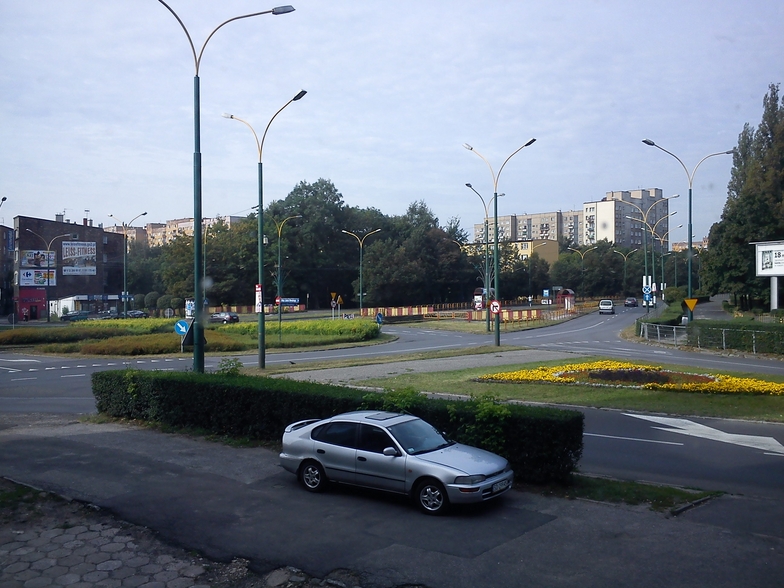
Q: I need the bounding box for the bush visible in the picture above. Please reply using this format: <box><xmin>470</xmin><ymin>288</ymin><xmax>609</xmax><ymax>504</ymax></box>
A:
<box><xmin>144</xmin><ymin>291</ymin><xmax>160</xmax><ymax>310</ymax></box>
<box><xmin>92</xmin><ymin>370</ymin><xmax>583</xmax><ymax>484</ymax></box>
<box><xmin>157</xmin><ymin>295</ymin><xmax>173</xmax><ymax>310</ymax></box>
<box><xmin>687</xmin><ymin>320</ymin><xmax>784</xmax><ymax>354</ymax></box>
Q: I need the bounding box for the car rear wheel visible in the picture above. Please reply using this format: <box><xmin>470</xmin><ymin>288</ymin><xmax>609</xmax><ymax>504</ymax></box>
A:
<box><xmin>299</xmin><ymin>460</ymin><xmax>327</xmax><ymax>493</ymax></box>
<box><xmin>415</xmin><ymin>479</ymin><xmax>449</xmax><ymax>515</ymax></box>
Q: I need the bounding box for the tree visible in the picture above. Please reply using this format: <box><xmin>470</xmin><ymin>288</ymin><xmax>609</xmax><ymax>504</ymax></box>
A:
<box><xmin>703</xmin><ymin>84</ymin><xmax>784</xmax><ymax>309</ymax></box>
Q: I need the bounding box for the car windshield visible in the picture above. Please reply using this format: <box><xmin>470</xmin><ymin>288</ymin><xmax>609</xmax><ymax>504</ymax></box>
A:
<box><xmin>387</xmin><ymin>418</ymin><xmax>454</xmax><ymax>455</ymax></box>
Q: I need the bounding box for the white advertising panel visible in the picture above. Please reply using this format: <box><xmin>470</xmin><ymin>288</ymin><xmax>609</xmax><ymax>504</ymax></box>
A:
<box><xmin>61</xmin><ymin>241</ymin><xmax>97</xmax><ymax>275</ymax></box>
<box><xmin>19</xmin><ymin>269</ymin><xmax>56</xmax><ymax>286</ymax></box>
<box><xmin>755</xmin><ymin>241</ymin><xmax>784</xmax><ymax>277</ymax></box>
<box><xmin>21</xmin><ymin>250</ymin><xmax>56</xmax><ymax>268</ymax></box>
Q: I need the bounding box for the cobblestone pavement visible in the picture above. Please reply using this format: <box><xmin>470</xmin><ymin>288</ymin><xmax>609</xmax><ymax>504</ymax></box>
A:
<box><xmin>0</xmin><ymin>479</ymin><xmax>382</xmax><ymax>588</ymax></box>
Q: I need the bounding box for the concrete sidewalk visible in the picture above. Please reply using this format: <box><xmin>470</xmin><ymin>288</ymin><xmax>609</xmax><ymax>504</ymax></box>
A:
<box><xmin>1</xmin><ymin>413</ymin><xmax>782</xmax><ymax>588</ymax></box>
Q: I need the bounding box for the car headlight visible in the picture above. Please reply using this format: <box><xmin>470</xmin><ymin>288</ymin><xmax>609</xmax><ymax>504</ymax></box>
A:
<box><xmin>454</xmin><ymin>475</ymin><xmax>486</xmax><ymax>485</ymax></box>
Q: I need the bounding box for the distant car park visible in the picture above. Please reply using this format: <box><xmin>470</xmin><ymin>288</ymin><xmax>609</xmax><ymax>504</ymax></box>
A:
<box><xmin>60</xmin><ymin>310</ymin><xmax>91</xmax><ymax>322</ymax></box>
<box><xmin>119</xmin><ymin>310</ymin><xmax>149</xmax><ymax>319</ymax></box>
<box><xmin>624</xmin><ymin>297</ymin><xmax>638</xmax><ymax>307</ymax></box>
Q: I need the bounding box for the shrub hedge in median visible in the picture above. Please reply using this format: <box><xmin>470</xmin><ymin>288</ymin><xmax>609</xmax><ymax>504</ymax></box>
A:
<box><xmin>92</xmin><ymin>370</ymin><xmax>583</xmax><ymax>484</ymax></box>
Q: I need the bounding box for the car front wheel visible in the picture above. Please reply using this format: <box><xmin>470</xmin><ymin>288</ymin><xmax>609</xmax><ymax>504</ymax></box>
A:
<box><xmin>415</xmin><ymin>479</ymin><xmax>449</xmax><ymax>515</ymax></box>
<box><xmin>299</xmin><ymin>461</ymin><xmax>327</xmax><ymax>493</ymax></box>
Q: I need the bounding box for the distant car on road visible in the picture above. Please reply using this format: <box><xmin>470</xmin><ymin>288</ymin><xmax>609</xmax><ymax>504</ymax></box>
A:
<box><xmin>598</xmin><ymin>299</ymin><xmax>615</xmax><ymax>314</ymax></box>
<box><xmin>280</xmin><ymin>410</ymin><xmax>514</xmax><ymax>515</ymax></box>
<box><xmin>60</xmin><ymin>310</ymin><xmax>91</xmax><ymax>322</ymax></box>
<box><xmin>624</xmin><ymin>297</ymin><xmax>638</xmax><ymax>307</ymax></box>
<box><xmin>209</xmin><ymin>311</ymin><xmax>239</xmax><ymax>324</ymax></box>
<box><xmin>120</xmin><ymin>310</ymin><xmax>149</xmax><ymax>319</ymax></box>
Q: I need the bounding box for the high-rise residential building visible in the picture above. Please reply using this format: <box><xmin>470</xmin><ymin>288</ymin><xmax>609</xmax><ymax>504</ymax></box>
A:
<box><xmin>584</xmin><ymin>189</ymin><xmax>670</xmax><ymax>251</ymax></box>
<box><xmin>473</xmin><ymin>210</ymin><xmax>583</xmax><ymax>245</ymax></box>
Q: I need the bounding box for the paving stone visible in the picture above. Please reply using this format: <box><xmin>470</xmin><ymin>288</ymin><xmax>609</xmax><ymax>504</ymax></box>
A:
<box><xmin>54</xmin><ymin>573</ymin><xmax>81</xmax><ymax>586</ymax></box>
<box><xmin>121</xmin><ymin>575</ymin><xmax>151</xmax><ymax>587</ymax></box>
<box><xmin>139</xmin><ymin>564</ymin><xmax>163</xmax><ymax>575</ymax></box>
<box><xmin>152</xmin><ymin>570</ymin><xmax>178</xmax><ymax>583</ymax></box>
<box><xmin>47</xmin><ymin>549</ymin><xmax>71</xmax><ymax>559</ymax></box>
<box><xmin>61</xmin><ymin>541</ymin><xmax>84</xmax><ymax>550</ymax></box>
<box><xmin>94</xmin><ymin>579</ymin><xmax>122</xmax><ymax>588</ymax></box>
<box><xmin>67</xmin><ymin>562</ymin><xmax>96</xmax><ymax>576</ymax></box>
<box><xmin>13</xmin><ymin>569</ymin><xmax>39</xmax><ymax>582</ymax></box>
<box><xmin>100</xmin><ymin>543</ymin><xmax>126</xmax><ymax>553</ymax></box>
<box><xmin>29</xmin><ymin>559</ymin><xmax>57</xmax><ymax>571</ymax></box>
<box><xmin>83</xmin><ymin>570</ymin><xmax>110</xmax><ymax>583</ymax></box>
<box><xmin>75</xmin><ymin>532</ymin><xmax>100</xmax><ymax>542</ymax></box>
<box><xmin>55</xmin><ymin>555</ymin><xmax>84</xmax><ymax>568</ymax></box>
<box><xmin>11</xmin><ymin>547</ymin><xmax>35</xmax><ymax>556</ymax></box>
<box><xmin>40</xmin><ymin>565</ymin><xmax>69</xmax><ymax>578</ymax></box>
<box><xmin>165</xmin><ymin>578</ymin><xmax>195</xmax><ymax>588</ymax></box>
<box><xmin>39</xmin><ymin>530</ymin><xmax>65</xmax><ymax>540</ymax></box>
<box><xmin>14</xmin><ymin>533</ymin><xmax>38</xmax><ymax>542</ymax></box>
<box><xmin>100</xmin><ymin>529</ymin><xmax>120</xmax><ymax>538</ymax></box>
<box><xmin>180</xmin><ymin>566</ymin><xmax>203</xmax><ymax>579</ymax></box>
<box><xmin>22</xmin><ymin>576</ymin><xmax>53</xmax><ymax>588</ymax></box>
<box><xmin>66</xmin><ymin>527</ymin><xmax>88</xmax><ymax>536</ymax></box>
<box><xmin>154</xmin><ymin>556</ymin><xmax>175</xmax><ymax>566</ymax></box>
<box><xmin>5</xmin><ymin>562</ymin><xmax>31</xmax><ymax>574</ymax></box>
<box><xmin>124</xmin><ymin>557</ymin><xmax>150</xmax><ymax>568</ymax></box>
<box><xmin>85</xmin><ymin>552</ymin><xmax>111</xmax><ymax>565</ymax></box>
<box><xmin>112</xmin><ymin>536</ymin><xmax>133</xmax><ymax>544</ymax></box>
<box><xmin>96</xmin><ymin>560</ymin><xmax>123</xmax><ymax>572</ymax></box>
<box><xmin>111</xmin><ymin>567</ymin><xmax>136</xmax><ymax>580</ymax></box>
<box><xmin>71</xmin><ymin>545</ymin><xmax>98</xmax><ymax>557</ymax></box>
<box><xmin>89</xmin><ymin>537</ymin><xmax>111</xmax><ymax>547</ymax></box>
<box><xmin>138</xmin><ymin>582</ymin><xmax>166</xmax><ymax>588</ymax></box>
<box><xmin>19</xmin><ymin>552</ymin><xmax>45</xmax><ymax>563</ymax></box>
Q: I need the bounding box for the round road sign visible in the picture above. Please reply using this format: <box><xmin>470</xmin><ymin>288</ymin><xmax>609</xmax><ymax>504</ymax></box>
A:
<box><xmin>489</xmin><ymin>300</ymin><xmax>502</xmax><ymax>314</ymax></box>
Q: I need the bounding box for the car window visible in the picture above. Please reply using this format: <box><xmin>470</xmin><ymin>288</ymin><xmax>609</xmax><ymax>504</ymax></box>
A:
<box><xmin>357</xmin><ymin>424</ymin><xmax>396</xmax><ymax>453</ymax></box>
<box><xmin>388</xmin><ymin>418</ymin><xmax>453</xmax><ymax>455</ymax></box>
<box><xmin>312</xmin><ymin>421</ymin><xmax>358</xmax><ymax>448</ymax></box>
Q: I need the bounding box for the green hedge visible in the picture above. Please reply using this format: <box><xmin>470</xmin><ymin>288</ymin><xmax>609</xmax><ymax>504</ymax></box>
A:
<box><xmin>92</xmin><ymin>370</ymin><xmax>583</xmax><ymax>484</ymax></box>
<box><xmin>687</xmin><ymin>320</ymin><xmax>784</xmax><ymax>354</ymax></box>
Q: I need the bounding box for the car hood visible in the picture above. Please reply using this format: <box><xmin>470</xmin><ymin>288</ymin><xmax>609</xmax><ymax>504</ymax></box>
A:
<box><xmin>415</xmin><ymin>443</ymin><xmax>507</xmax><ymax>475</ymax></box>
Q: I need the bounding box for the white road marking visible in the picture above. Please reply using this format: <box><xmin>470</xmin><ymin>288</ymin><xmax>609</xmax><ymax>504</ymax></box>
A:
<box><xmin>625</xmin><ymin>413</ymin><xmax>784</xmax><ymax>455</ymax></box>
<box><xmin>585</xmin><ymin>432</ymin><xmax>683</xmax><ymax>446</ymax></box>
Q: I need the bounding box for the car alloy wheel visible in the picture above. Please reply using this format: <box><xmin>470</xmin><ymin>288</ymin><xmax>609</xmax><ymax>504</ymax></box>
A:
<box><xmin>415</xmin><ymin>479</ymin><xmax>448</xmax><ymax>515</ymax></box>
<box><xmin>299</xmin><ymin>461</ymin><xmax>327</xmax><ymax>493</ymax></box>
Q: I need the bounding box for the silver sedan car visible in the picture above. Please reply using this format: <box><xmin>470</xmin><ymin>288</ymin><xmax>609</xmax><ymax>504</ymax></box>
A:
<box><xmin>280</xmin><ymin>410</ymin><xmax>514</xmax><ymax>515</ymax></box>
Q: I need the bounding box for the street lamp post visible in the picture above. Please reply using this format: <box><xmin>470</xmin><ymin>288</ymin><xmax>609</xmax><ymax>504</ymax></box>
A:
<box><xmin>156</xmin><ymin>1</ymin><xmax>295</xmax><ymax>373</ymax></box>
<box><xmin>273</xmin><ymin>215</ymin><xmax>302</xmax><ymax>341</ymax></box>
<box><xmin>342</xmin><ymin>229</ymin><xmax>381</xmax><ymax>313</ymax></box>
<box><xmin>222</xmin><ymin>90</ymin><xmax>307</xmax><ymax>369</ymax></box>
<box><xmin>568</xmin><ymin>246</ymin><xmax>598</xmax><ymax>299</ymax></box>
<box><xmin>612</xmin><ymin>248</ymin><xmax>638</xmax><ymax>295</ymax></box>
<box><xmin>642</xmin><ymin>139</ymin><xmax>733</xmax><ymax>321</ymax></box>
<box><xmin>465</xmin><ymin>183</ymin><xmax>498</xmax><ymax>332</ymax></box>
<box><xmin>624</xmin><ymin>194</ymin><xmax>678</xmax><ymax>312</ymax></box>
<box><xmin>528</xmin><ymin>242</ymin><xmax>547</xmax><ymax>300</ymax></box>
<box><xmin>463</xmin><ymin>139</ymin><xmax>536</xmax><ymax>346</ymax></box>
<box><xmin>24</xmin><ymin>229</ymin><xmax>71</xmax><ymax>322</ymax></box>
<box><xmin>653</xmin><ymin>224</ymin><xmax>682</xmax><ymax>292</ymax></box>
<box><xmin>109</xmin><ymin>212</ymin><xmax>147</xmax><ymax>318</ymax></box>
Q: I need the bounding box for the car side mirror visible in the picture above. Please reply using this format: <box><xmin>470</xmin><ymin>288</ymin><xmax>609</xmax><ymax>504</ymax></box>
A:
<box><xmin>383</xmin><ymin>447</ymin><xmax>400</xmax><ymax>457</ymax></box>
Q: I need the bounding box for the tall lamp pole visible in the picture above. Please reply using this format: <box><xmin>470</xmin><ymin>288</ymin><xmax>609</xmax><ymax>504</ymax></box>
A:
<box><xmin>465</xmin><ymin>183</ymin><xmax>498</xmax><ymax>332</ymax></box>
<box><xmin>222</xmin><ymin>90</ymin><xmax>306</xmax><ymax>369</ymax></box>
<box><xmin>342</xmin><ymin>229</ymin><xmax>381</xmax><ymax>313</ymax></box>
<box><xmin>612</xmin><ymin>248</ymin><xmax>638</xmax><ymax>295</ymax></box>
<box><xmin>463</xmin><ymin>139</ymin><xmax>536</xmax><ymax>346</ymax></box>
<box><xmin>156</xmin><ymin>1</ymin><xmax>295</xmax><ymax>373</ymax></box>
<box><xmin>24</xmin><ymin>229</ymin><xmax>71</xmax><ymax>322</ymax></box>
<box><xmin>528</xmin><ymin>242</ymin><xmax>547</xmax><ymax>300</ymax></box>
<box><xmin>273</xmin><ymin>215</ymin><xmax>302</xmax><ymax>340</ymax></box>
<box><xmin>642</xmin><ymin>139</ymin><xmax>733</xmax><ymax>321</ymax></box>
<box><xmin>109</xmin><ymin>212</ymin><xmax>147</xmax><ymax>318</ymax></box>
<box><xmin>653</xmin><ymin>223</ymin><xmax>682</xmax><ymax>292</ymax></box>
<box><xmin>568</xmin><ymin>246</ymin><xmax>598</xmax><ymax>299</ymax></box>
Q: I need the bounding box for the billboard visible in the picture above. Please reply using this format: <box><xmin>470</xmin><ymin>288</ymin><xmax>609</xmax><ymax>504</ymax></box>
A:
<box><xmin>754</xmin><ymin>241</ymin><xmax>784</xmax><ymax>277</ymax></box>
<box><xmin>21</xmin><ymin>250</ymin><xmax>56</xmax><ymax>268</ymax></box>
<box><xmin>61</xmin><ymin>241</ymin><xmax>97</xmax><ymax>275</ymax></box>
<box><xmin>19</xmin><ymin>269</ymin><xmax>56</xmax><ymax>286</ymax></box>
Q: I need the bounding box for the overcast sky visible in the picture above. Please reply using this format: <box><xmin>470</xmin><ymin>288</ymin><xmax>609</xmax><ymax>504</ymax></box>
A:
<box><xmin>1</xmin><ymin>1</ymin><xmax>782</xmax><ymax>244</ymax></box>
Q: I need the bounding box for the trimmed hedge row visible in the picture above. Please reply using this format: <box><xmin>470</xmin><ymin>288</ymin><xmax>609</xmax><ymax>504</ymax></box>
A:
<box><xmin>687</xmin><ymin>320</ymin><xmax>784</xmax><ymax>354</ymax></box>
<box><xmin>92</xmin><ymin>370</ymin><xmax>583</xmax><ymax>483</ymax></box>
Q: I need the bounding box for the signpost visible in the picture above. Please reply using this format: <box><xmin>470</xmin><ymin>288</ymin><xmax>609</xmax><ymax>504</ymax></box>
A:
<box><xmin>489</xmin><ymin>300</ymin><xmax>502</xmax><ymax>315</ymax></box>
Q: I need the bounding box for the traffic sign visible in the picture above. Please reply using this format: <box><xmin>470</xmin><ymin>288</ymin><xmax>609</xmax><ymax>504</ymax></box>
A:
<box><xmin>642</xmin><ymin>285</ymin><xmax>652</xmax><ymax>295</ymax></box>
<box><xmin>684</xmin><ymin>298</ymin><xmax>698</xmax><ymax>312</ymax></box>
<box><xmin>489</xmin><ymin>300</ymin><xmax>502</xmax><ymax>314</ymax></box>
<box><xmin>174</xmin><ymin>320</ymin><xmax>189</xmax><ymax>336</ymax></box>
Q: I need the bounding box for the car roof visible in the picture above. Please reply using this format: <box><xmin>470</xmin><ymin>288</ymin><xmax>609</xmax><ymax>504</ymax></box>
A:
<box><xmin>328</xmin><ymin>411</ymin><xmax>417</xmax><ymax>427</ymax></box>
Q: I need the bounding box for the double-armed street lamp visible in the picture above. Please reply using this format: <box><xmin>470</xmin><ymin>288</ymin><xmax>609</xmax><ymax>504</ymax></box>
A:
<box><xmin>465</xmin><ymin>183</ymin><xmax>500</xmax><ymax>332</ymax></box>
<box><xmin>612</xmin><ymin>248</ymin><xmax>638</xmax><ymax>295</ymax></box>
<box><xmin>568</xmin><ymin>246</ymin><xmax>598</xmax><ymax>298</ymax></box>
<box><xmin>155</xmin><ymin>1</ymin><xmax>296</xmax><ymax>373</ymax></box>
<box><xmin>642</xmin><ymin>139</ymin><xmax>734</xmax><ymax>321</ymax></box>
<box><xmin>25</xmin><ymin>229</ymin><xmax>71</xmax><ymax>322</ymax></box>
<box><xmin>342</xmin><ymin>229</ymin><xmax>381</xmax><ymax>313</ymax></box>
<box><xmin>109</xmin><ymin>212</ymin><xmax>147</xmax><ymax>318</ymax></box>
<box><xmin>528</xmin><ymin>242</ymin><xmax>547</xmax><ymax>301</ymax></box>
<box><xmin>222</xmin><ymin>89</ymin><xmax>307</xmax><ymax>369</ymax></box>
<box><xmin>653</xmin><ymin>223</ymin><xmax>683</xmax><ymax>291</ymax></box>
<box><xmin>463</xmin><ymin>139</ymin><xmax>536</xmax><ymax>346</ymax></box>
<box><xmin>273</xmin><ymin>215</ymin><xmax>302</xmax><ymax>339</ymax></box>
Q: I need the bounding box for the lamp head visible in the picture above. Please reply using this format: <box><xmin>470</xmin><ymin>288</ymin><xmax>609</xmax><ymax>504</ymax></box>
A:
<box><xmin>293</xmin><ymin>90</ymin><xmax>307</xmax><ymax>101</ymax></box>
<box><xmin>272</xmin><ymin>6</ymin><xmax>295</xmax><ymax>15</ymax></box>
<box><xmin>642</xmin><ymin>139</ymin><xmax>656</xmax><ymax>146</ymax></box>
<box><xmin>462</xmin><ymin>143</ymin><xmax>473</xmax><ymax>151</ymax></box>
<box><xmin>524</xmin><ymin>138</ymin><xmax>536</xmax><ymax>147</ymax></box>
<box><xmin>465</xmin><ymin>183</ymin><xmax>472</xmax><ymax>188</ymax></box>
<box><xmin>222</xmin><ymin>113</ymin><xmax>234</xmax><ymax>119</ymax></box>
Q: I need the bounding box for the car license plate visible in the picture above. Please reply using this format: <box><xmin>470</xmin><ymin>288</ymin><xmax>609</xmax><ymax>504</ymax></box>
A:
<box><xmin>492</xmin><ymin>479</ymin><xmax>509</xmax><ymax>493</ymax></box>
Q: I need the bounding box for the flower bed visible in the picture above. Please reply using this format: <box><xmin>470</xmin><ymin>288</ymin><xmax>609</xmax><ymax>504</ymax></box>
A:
<box><xmin>478</xmin><ymin>360</ymin><xmax>784</xmax><ymax>396</ymax></box>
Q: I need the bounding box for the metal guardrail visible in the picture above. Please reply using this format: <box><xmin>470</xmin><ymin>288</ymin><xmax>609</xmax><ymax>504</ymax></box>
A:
<box><xmin>637</xmin><ymin>322</ymin><xmax>784</xmax><ymax>354</ymax></box>
<box><xmin>638</xmin><ymin>323</ymin><xmax>688</xmax><ymax>346</ymax></box>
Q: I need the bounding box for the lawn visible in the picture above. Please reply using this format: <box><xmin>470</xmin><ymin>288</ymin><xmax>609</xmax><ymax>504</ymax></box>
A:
<box><xmin>354</xmin><ymin>356</ymin><xmax>784</xmax><ymax>422</ymax></box>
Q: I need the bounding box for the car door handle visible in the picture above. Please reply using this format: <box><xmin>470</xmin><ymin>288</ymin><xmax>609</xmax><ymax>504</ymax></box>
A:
<box><xmin>317</xmin><ymin>449</ymin><xmax>325</xmax><ymax>454</ymax></box>
<box><xmin>357</xmin><ymin>456</ymin><xmax>367</xmax><ymax>462</ymax></box>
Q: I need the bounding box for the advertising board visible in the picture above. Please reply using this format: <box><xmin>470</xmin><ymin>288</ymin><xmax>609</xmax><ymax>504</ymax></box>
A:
<box><xmin>21</xmin><ymin>250</ymin><xmax>56</xmax><ymax>268</ymax></box>
<box><xmin>61</xmin><ymin>241</ymin><xmax>97</xmax><ymax>275</ymax></box>
<box><xmin>754</xmin><ymin>241</ymin><xmax>784</xmax><ymax>277</ymax></box>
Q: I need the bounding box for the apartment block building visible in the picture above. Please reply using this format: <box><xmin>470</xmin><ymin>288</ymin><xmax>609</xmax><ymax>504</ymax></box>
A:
<box><xmin>473</xmin><ymin>210</ymin><xmax>583</xmax><ymax>245</ymax></box>
<box><xmin>583</xmin><ymin>189</ymin><xmax>670</xmax><ymax>251</ymax></box>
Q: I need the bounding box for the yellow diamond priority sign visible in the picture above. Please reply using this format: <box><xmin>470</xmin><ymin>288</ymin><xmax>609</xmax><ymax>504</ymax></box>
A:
<box><xmin>684</xmin><ymin>298</ymin><xmax>698</xmax><ymax>312</ymax></box>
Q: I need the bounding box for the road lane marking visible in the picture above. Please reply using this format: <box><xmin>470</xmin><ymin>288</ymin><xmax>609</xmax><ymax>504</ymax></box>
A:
<box><xmin>10</xmin><ymin>377</ymin><xmax>37</xmax><ymax>382</ymax></box>
<box><xmin>585</xmin><ymin>433</ymin><xmax>683</xmax><ymax>446</ymax></box>
<box><xmin>625</xmin><ymin>413</ymin><xmax>784</xmax><ymax>455</ymax></box>
<box><xmin>61</xmin><ymin>374</ymin><xmax>87</xmax><ymax>378</ymax></box>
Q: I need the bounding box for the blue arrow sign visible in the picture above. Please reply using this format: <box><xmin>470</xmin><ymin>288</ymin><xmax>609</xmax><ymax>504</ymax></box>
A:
<box><xmin>174</xmin><ymin>320</ymin><xmax>189</xmax><ymax>336</ymax></box>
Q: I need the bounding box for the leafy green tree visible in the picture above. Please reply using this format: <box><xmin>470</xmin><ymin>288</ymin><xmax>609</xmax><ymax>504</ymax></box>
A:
<box><xmin>144</xmin><ymin>291</ymin><xmax>160</xmax><ymax>310</ymax></box>
<box><xmin>703</xmin><ymin>84</ymin><xmax>784</xmax><ymax>309</ymax></box>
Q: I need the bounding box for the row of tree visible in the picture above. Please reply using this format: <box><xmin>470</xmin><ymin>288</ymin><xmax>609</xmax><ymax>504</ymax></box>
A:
<box><xmin>127</xmin><ymin>83</ymin><xmax>784</xmax><ymax>310</ymax></box>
